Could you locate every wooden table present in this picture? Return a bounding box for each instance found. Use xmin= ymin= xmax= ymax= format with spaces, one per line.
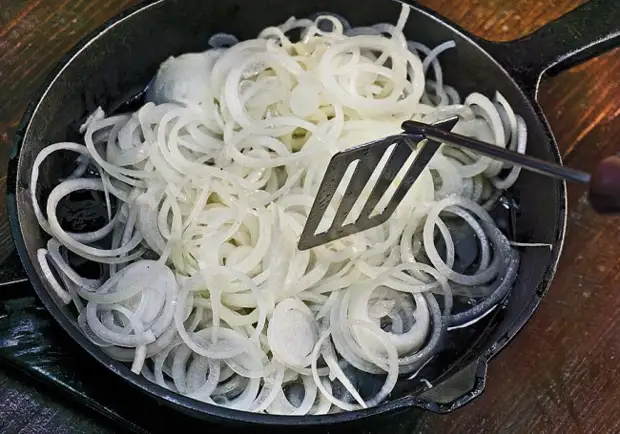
xmin=0 ymin=0 xmax=618 ymax=433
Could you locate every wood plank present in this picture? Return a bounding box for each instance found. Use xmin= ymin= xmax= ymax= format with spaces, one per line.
xmin=0 ymin=0 xmax=618 ymax=433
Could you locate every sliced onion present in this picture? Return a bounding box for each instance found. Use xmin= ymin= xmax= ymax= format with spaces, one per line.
xmin=31 ymin=4 xmax=527 ymax=415
xmin=268 ymin=298 xmax=319 ymax=369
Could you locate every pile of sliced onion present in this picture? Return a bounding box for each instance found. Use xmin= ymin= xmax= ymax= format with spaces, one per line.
xmin=31 ymin=4 xmax=526 ymax=415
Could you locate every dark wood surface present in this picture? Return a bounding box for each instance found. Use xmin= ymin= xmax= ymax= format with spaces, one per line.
xmin=0 ymin=0 xmax=619 ymax=433
xmin=0 ymin=365 xmax=115 ymax=434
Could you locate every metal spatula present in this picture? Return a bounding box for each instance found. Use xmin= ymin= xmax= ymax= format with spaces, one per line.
xmin=297 ymin=116 xmax=620 ymax=251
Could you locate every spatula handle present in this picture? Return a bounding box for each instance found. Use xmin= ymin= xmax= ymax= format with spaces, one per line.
xmin=402 ymin=120 xmax=591 ymax=184
xmin=589 ymin=156 xmax=620 ymax=215
xmin=402 ymin=120 xmax=620 ymax=216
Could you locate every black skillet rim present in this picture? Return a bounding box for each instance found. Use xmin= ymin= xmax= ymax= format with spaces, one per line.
xmin=6 ymin=0 xmax=568 ymax=426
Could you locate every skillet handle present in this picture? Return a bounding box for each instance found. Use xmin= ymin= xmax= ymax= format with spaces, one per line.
xmin=414 ymin=358 xmax=489 ymax=413
xmin=481 ymin=0 xmax=620 ymax=100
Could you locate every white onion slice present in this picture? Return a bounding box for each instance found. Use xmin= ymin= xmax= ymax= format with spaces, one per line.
xmin=268 ymin=298 xmax=319 ymax=369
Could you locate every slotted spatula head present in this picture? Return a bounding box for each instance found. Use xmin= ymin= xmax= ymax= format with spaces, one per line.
xmin=298 ymin=116 xmax=459 ymax=250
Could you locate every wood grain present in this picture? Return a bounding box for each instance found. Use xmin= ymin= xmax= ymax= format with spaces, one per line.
xmin=0 ymin=0 xmax=619 ymax=433
xmin=0 ymin=365 xmax=115 ymax=434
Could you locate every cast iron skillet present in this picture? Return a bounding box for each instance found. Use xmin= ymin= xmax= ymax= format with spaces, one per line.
xmin=5 ymin=0 xmax=620 ymax=427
